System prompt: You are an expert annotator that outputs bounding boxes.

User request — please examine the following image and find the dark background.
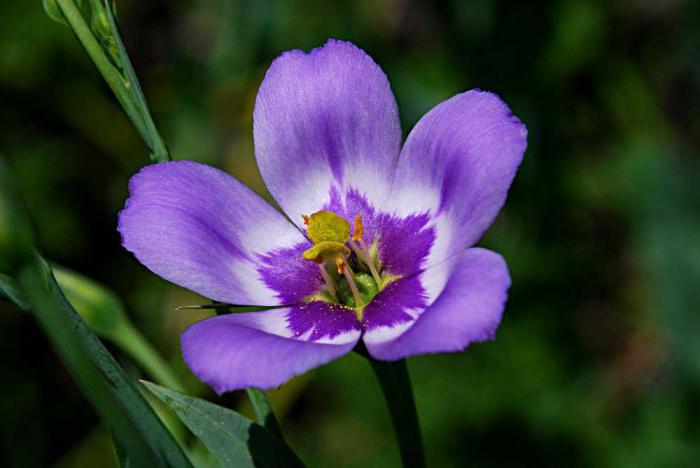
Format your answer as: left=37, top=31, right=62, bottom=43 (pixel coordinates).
left=1, top=0, right=700, bottom=466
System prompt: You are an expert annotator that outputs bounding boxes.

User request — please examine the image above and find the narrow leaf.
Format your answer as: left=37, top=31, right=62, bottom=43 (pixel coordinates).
left=42, top=0, right=69, bottom=25
left=0, top=272, right=29, bottom=310
left=142, top=381, right=304, bottom=468
left=246, top=389, right=284, bottom=439
left=19, top=256, right=192, bottom=468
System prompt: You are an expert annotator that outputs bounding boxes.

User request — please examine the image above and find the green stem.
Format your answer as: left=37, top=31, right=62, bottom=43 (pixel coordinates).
left=246, top=389, right=284, bottom=439
left=103, top=1, right=169, bottom=161
left=55, top=0, right=169, bottom=162
left=358, top=346, right=425, bottom=468
left=112, top=323, right=186, bottom=393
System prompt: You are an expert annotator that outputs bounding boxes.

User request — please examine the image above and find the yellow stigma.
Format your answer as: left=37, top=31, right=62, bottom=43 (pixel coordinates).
left=301, top=210, right=352, bottom=263
left=302, top=241, right=350, bottom=263
left=304, top=210, right=351, bottom=244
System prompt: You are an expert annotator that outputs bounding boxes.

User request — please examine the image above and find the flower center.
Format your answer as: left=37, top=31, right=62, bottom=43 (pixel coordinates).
left=301, top=210, right=392, bottom=319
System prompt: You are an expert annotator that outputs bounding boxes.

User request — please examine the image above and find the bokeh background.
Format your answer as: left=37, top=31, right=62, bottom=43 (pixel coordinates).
left=2, top=0, right=700, bottom=466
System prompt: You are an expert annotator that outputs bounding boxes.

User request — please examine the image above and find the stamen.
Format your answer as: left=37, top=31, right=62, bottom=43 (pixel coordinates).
left=336, top=256, right=364, bottom=308
left=335, top=256, right=345, bottom=275
left=350, top=240, right=382, bottom=286
left=318, top=264, right=338, bottom=301
left=302, top=214, right=310, bottom=225
left=348, top=215, right=381, bottom=285
left=352, top=214, right=364, bottom=241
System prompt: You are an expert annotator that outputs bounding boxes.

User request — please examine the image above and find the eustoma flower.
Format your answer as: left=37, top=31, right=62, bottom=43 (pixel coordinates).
left=118, top=40, right=527, bottom=394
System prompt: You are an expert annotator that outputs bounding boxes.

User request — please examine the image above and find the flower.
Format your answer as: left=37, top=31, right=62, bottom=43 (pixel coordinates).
left=118, top=39, right=527, bottom=394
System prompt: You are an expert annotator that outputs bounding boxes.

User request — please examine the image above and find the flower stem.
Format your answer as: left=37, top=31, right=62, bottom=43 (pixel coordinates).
left=111, top=322, right=186, bottom=393
left=356, top=345, right=425, bottom=468
left=54, top=0, right=169, bottom=162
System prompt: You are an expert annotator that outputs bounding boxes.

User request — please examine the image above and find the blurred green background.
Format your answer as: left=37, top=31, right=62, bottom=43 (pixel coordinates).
left=2, top=0, right=700, bottom=466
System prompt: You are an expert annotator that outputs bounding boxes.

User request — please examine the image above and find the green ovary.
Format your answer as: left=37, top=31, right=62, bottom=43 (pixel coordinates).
left=337, top=272, right=379, bottom=309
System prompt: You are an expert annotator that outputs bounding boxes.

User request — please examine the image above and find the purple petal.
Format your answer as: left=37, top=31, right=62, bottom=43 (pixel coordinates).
left=393, top=90, right=527, bottom=265
left=181, top=307, right=361, bottom=393
left=254, top=39, right=401, bottom=225
left=362, top=275, right=428, bottom=332
left=118, top=161, right=307, bottom=306
left=363, top=248, right=510, bottom=360
left=257, top=242, right=324, bottom=304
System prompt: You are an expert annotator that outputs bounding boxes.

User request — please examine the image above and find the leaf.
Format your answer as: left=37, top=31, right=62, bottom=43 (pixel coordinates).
left=52, top=264, right=128, bottom=336
left=42, top=0, right=69, bottom=25
left=246, top=389, right=284, bottom=439
left=0, top=272, right=29, bottom=310
left=142, top=381, right=304, bottom=468
left=18, top=256, right=192, bottom=468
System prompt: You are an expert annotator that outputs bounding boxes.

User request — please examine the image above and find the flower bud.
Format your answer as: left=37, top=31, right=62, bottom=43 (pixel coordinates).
left=42, top=0, right=68, bottom=26
left=52, top=265, right=128, bottom=338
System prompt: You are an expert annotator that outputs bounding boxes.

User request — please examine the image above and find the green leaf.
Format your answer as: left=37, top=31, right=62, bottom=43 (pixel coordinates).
left=246, top=388, right=284, bottom=440
left=18, top=256, right=192, bottom=468
left=47, top=0, right=169, bottom=161
left=142, top=381, right=304, bottom=468
left=246, top=389, right=284, bottom=439
left=0, top=272, right=29, bottom=310
left=0, top=160, right=34, bottom=273
left=52, top=264, right=127, bottom=336
left=42, top=0, right=69, bottom=25
left=53, top=264, right=187, bottom=393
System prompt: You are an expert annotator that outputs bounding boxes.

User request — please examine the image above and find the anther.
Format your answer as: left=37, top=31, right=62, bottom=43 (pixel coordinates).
left=349, top=213, right=381, bottom=286
left=335, top=256, right=345, bottom=275
left=352, top=214, right=363, bottom=241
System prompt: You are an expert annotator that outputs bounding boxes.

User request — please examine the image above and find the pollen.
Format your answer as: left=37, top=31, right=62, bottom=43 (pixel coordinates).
left=352, top=214, right=363, bottom=241
left=335, top=256, right=345, bottom=274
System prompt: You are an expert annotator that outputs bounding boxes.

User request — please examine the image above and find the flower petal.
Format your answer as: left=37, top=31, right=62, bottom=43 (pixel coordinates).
left=181, top=306, right=361, bottom=393
left=254, top=39, right=401, bottom=226
left=118, top=161, right=306, bottom=306
left=392, top=90, right=527, bottom=265
left=363, top=248, right=510, bottom=361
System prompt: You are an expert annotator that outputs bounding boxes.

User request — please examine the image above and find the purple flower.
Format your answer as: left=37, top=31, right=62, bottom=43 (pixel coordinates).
left=118, top=40, right=527, bottom=394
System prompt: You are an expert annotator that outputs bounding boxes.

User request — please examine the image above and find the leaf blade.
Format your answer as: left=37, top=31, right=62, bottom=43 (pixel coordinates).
left=0, top=272, right=29, bottom=310
left=142, top=381, right=304, bottom=468
left=19, top=256, right=192, bottom=468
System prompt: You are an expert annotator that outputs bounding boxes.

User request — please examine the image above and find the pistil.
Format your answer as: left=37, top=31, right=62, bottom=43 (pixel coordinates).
left=350, top=240, right=381, bottom=285
left=336, top=256, right=364, bottom=308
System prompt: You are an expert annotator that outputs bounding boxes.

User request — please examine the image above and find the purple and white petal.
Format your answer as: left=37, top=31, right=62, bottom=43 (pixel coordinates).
left=391, top=90, right=527, bottom=268
left=253, top=39, right=401, bottom=226
left=181, top=306, right=361, bottom=393
left=118, top=161, right=307, bottom=306
left=363, top=248, right=510, bottom=360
